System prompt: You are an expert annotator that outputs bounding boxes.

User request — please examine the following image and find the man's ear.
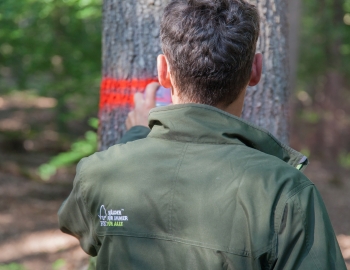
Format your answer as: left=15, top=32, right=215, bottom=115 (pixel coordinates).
left=248, top=53, right=263, bottom=87
left=157, top=54, right=173, bottom=88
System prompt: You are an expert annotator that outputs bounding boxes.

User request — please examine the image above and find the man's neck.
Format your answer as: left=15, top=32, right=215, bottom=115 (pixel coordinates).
left=171, top=87, right=247, bottom=118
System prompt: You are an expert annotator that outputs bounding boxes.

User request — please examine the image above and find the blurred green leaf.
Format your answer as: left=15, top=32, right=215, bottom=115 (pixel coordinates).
left=38, top=118, right=98, bottom=180
left=88, top=117, right=99, bottom=129
left=300, top=148, right=311, bottom=158
left=0, top=263, right=26, bottom=270
left=339, top=152, right=350, bottom=168
left=300, top=110, right=321, bottom=124
left=52, top=259, right=66, bottom=270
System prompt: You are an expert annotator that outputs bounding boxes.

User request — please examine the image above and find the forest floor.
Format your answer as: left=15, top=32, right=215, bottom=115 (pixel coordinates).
left=0, top=93, right=349, bottom=269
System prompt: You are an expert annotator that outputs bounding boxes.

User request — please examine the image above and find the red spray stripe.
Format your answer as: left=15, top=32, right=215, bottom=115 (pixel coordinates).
left=99, top=78, right=158, bottom=108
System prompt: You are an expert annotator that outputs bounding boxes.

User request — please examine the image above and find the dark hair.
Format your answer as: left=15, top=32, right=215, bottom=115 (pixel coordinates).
left=160, top=0, right=260, bottom=106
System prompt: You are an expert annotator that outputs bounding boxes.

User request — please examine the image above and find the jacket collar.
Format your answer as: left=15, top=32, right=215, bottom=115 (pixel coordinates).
left=148, top=104, right=308, bottom=170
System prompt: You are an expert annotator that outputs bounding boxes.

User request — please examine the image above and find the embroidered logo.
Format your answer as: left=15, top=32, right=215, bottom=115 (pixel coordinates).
left=98, top=205, right=128, bottom=227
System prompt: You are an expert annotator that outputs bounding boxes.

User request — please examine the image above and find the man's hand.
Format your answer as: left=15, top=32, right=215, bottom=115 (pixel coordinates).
left=125, top=82, right=159, bottom=130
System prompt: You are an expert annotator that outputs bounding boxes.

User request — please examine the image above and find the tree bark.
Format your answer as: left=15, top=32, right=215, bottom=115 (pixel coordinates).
left=99, top=0, right=290, bottom=149
left=243, top=0, right=289, bottom=144
left=287, top=0, right=301, bottom=94
left=99, top=0, right=168, bottom=150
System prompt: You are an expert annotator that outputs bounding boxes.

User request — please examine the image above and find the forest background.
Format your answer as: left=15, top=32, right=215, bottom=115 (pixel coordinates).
left=0, top=0, right=350, bottom=269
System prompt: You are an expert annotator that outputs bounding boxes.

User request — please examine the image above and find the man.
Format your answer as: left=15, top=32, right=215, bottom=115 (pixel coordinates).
left=58, top=0, right=346, bottom=269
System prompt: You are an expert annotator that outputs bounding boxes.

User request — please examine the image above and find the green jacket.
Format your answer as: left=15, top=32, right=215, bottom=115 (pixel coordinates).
left=58, top=104, right=346, bottom=270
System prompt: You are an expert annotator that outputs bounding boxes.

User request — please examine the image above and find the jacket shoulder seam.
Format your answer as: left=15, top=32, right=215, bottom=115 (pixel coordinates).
left=292, top=189, right=322, bottom=269
left=274, top=181, right=314, bottom=233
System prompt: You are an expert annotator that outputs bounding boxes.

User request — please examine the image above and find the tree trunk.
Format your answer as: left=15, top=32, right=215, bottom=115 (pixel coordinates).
left=98, top=0, right=169, bottom=150
left=243, top=0, right=289, bottom=144
left=99, top=0, right=290, bottom=150
left=287, top=0, right=301, bottom=94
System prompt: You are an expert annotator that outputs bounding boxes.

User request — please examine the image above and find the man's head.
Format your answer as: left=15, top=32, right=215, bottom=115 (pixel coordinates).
left=158, top=0, right=261, bottom=109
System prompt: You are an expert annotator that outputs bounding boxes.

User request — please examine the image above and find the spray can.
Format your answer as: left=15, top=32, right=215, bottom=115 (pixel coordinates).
left=155, top=86, right=172, bottom=107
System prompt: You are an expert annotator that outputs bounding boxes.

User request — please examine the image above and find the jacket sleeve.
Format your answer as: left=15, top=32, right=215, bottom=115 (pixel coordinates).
left=58, top=159, right=98, bottom=256
left=273, top=184, right=346, bottom=269
left=119, top=126, right=150, bottom=144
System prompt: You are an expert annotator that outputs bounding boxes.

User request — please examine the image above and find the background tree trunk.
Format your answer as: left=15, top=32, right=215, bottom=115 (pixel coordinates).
left=243, top=0, right=289, bottom=144
left=99, top=0, right=290, bottom=149
left=287, top=0, right=301, bottom=95
left=98, top=0, right=168, bottom=150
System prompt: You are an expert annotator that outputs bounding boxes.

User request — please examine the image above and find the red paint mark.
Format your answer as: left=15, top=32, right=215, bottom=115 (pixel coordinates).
left=99, top=78, right=158, bottom=108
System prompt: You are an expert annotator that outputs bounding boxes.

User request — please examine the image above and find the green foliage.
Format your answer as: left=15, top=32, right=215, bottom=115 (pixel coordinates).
left=51, top=259, right=66, bottom=270
left=38, top=117, right=98, bottom=180
left=88, top=257, right=97, bottom=270
left=299, top=110, right=321, bottom=124
left=339, top=151, right=350, bottom=168
left=299, top=0, right=350, bottom=84
left=300, top=148, right=311, bottom=158
left=0, top=264, right=26, bottom=270
left=0, top=0, right=102, bottom=131
left=295, top=0, right=350, bottom=166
